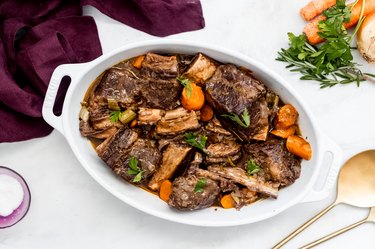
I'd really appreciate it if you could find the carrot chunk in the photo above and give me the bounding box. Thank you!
[181,82,205,111]
[133,55,145,69]
[271,125,296,138]
[220,194,235,209]
[286,135,312,160]
[274,104,299,130]
[159,180,172,202]
[130,119,137,128]
[200,104,214,122]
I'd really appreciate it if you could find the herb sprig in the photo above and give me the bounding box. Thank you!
[194,178,207,193]
[177,77,192,98]
[276,0,375,88]
[127,156,144,183]
[184,132,208,153]
[246,158,260,176]
[222,108,250,128]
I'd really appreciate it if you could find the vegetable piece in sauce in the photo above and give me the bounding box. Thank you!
[180,82,205,111]
[286,135,312,160]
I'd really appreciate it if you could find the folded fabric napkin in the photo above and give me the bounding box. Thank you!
[0,0,204,142]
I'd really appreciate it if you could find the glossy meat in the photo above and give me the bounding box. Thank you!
[168,174,220,210]
[148,143,192,191]
[205,64,269,141]
[245,136,301,186]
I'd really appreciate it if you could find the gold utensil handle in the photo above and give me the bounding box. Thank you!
[299,219,367,249]
[273,202,337,249]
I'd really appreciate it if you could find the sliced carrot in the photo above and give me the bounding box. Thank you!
[274,104,299,130]
[159,180,172,202]
[271,125,296,138]
[181,82,205,111]
[304,0,375,44]
[130,119,137,128]
[220,194,235,209]
[133,55,145,69]
[300,0,337,21]
[286,135,312,160]
[200,104,214,122]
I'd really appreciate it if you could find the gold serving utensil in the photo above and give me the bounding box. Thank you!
[300,206,375,248]
[273,150,375,249]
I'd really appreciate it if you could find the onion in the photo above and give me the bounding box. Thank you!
[357,12,375,64]
[0,166,31,229]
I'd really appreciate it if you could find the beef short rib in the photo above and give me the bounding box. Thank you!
[205,64,270,141]
[245,136,301,186]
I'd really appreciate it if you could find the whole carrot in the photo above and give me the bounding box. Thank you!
[300,0,337,21]
[304,0,375,44]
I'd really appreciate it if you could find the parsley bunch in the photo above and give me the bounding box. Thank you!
[277,0,375,88]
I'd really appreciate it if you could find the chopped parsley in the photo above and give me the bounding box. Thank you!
[109,110,121,123]
[127,156,144,183]
[247,158,260,176]
[177,77,192,98]
[194,178,207,193]
[184,132,208,153]
[222,108,250,128]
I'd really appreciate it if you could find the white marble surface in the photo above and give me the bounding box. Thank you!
[1,0,375,248]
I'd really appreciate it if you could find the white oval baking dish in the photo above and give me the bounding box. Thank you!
[42,40,342,227]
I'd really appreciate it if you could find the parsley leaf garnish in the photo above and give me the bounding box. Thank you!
[177,77,192,98]
[194,178,207,193]
[222,108,250,128]
[184,132,208,153]
[247,158,260,176]
[127,156,144,183]
[276,0,374,88]
[110,110,121,123]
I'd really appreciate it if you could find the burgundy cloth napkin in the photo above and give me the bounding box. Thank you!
[0,0,205,142]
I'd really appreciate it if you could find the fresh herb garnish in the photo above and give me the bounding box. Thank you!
[110,110,121,123]
[127,156,144,183]
[222,108,250,128]
[177,77,192,98]
[276,0,375,88]
[184,132,208,153]
[247,158,260,176]
[194,178,207,193]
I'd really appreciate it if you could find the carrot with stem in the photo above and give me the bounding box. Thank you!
[300,0,337,21]
[304,0,375,44]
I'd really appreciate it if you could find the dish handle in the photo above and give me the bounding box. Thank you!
[301,134,343,203]
[42,63,85,134]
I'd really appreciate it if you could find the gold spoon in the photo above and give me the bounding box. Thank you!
[273,150,375,249]
[300,206,375,248]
